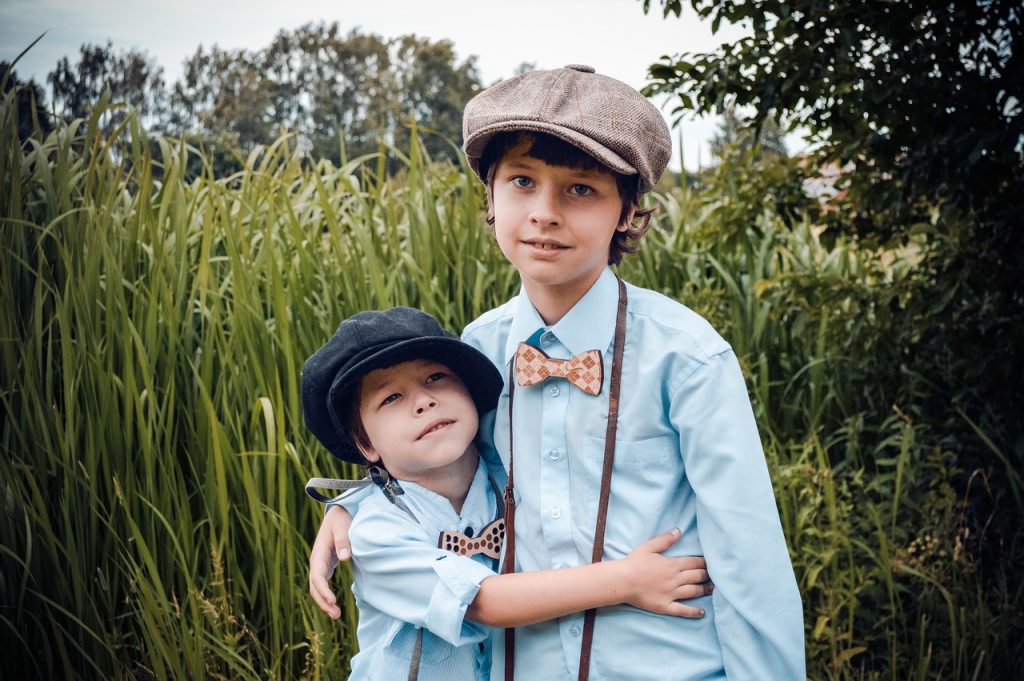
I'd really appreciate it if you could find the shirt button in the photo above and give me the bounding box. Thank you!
[548,448,561,460]
[541,331,555,344]
[569,625,581,637]
[550,508,561,519]
[548,385,560,397]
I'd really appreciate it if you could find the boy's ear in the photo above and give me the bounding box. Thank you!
[484,185,497,227]
[360,446,382,465]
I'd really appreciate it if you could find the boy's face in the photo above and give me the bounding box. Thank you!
[356,358,478,486]
[490,140,630,306]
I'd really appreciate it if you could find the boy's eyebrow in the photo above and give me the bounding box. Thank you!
[501,158,608,179]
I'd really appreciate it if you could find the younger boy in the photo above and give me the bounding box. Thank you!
[312,65,805,680]
[303,307,714,680]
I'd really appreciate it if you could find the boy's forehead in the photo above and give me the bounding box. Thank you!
[361,358,445,390]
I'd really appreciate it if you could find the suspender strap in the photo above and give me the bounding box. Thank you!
[305,466,419,522]
[304,476,371,504]
[407,628,424,681]
[502,277,628,681]
[577,276,628,681]
[501,365,518,681]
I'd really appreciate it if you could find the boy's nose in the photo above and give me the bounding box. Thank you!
[415,397,438,414]
[528,190,561,227]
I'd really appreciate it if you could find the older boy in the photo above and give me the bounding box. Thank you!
[312,65,804,680]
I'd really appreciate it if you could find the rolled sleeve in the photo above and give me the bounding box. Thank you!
[350,501,496,647]
[426,554,496,645]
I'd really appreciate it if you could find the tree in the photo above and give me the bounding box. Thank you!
[643,0,1023,238]
[641,0,1024,433]
[1,63,54,142]
[48,42,167,131]
[390,35,481,165]
[167,23,481,169]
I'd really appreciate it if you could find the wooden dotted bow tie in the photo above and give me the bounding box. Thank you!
[514,343,603,396]
[438,517,506,559]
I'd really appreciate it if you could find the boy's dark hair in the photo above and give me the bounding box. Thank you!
[478,131,654,265]
[343,386,373,465]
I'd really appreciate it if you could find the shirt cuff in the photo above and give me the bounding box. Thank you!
[425,555,495,646]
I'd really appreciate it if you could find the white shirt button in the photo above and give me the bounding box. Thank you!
[548,448,561,460]
[548,385,560,397]
[569,625,581,637]
[541,331,555,344]
[550,508,561,519]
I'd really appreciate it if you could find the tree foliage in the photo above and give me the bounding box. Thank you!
[1,63,53,141]
[644,0,1023,236]
[46,24,482,172]
[48,42,167,133]
[641,0,1024,454]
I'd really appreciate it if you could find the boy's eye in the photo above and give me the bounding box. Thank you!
[511,176,533,188]
[380,393,400,406]
[425,372,447,384]
[569,184,594,197]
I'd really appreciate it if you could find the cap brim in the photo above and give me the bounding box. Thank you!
[464,120,638,180]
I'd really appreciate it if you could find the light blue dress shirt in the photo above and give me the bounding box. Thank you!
[347,458,501,681]
[461,267,806,681]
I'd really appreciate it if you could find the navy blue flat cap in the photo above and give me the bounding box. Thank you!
[302,307,502,463]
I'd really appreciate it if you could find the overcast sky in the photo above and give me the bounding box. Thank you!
[1,0,758,170]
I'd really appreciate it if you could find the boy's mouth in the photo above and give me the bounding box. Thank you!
[523,239,568,251]
[418,419,454,439]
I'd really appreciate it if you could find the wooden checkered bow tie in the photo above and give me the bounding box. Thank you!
[438,518,506,558]
[515,343,604,396]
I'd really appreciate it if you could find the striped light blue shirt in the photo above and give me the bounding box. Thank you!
[347,458,501,681]
[462,267,806,681]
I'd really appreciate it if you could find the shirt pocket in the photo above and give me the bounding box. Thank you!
[581,433,674,466]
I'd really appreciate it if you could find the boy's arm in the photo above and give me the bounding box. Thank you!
[308,485,371,619]
[672,349,806,680]
[309,504,354,619]
[352,508,712,646]
[466,528,711,628]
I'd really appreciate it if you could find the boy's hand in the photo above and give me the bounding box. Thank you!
[622,528,714,618]
[308,505,354,619]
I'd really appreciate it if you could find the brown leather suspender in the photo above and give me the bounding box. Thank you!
[502,366,518,681]
[502,277,628,681]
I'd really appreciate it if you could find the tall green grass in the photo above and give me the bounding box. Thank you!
[2,92,1020,679]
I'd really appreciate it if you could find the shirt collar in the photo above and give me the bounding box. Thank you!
[503,267,620,363]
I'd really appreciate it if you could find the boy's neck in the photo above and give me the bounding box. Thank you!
[522,271,602,325]
[405,446,480,515]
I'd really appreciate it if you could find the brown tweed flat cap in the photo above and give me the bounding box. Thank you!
[462,64,671,194]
